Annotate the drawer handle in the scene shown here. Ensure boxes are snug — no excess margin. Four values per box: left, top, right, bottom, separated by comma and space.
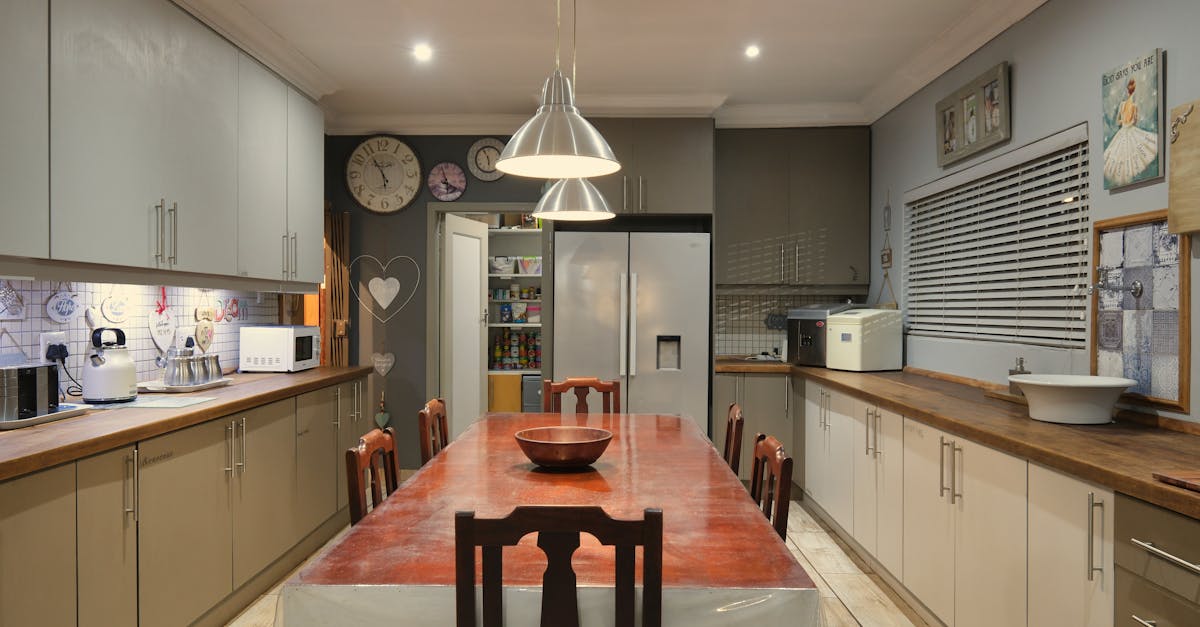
1130, 537, 1200, 576
1131, 615, 1157, 627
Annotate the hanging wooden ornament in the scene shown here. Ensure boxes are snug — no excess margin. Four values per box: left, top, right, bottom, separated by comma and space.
0, 281, 24, 321
46, 283, 80, 324
195, 319, 215, 353
101, 285, 129, 324
149, 286, 177, 351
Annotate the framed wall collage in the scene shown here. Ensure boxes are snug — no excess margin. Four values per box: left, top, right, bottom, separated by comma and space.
935, 62, 1011, 167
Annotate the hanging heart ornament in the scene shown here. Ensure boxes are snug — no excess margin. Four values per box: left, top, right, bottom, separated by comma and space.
348, 255, 421, 324
149, 287, 176, 351
372, 352, 395, 377
195, 320, 215, 352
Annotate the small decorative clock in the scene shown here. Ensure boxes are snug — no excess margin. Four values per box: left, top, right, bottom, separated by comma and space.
467, 137, 506, 182
345, 135, 421, 214
427, 162, 467, 201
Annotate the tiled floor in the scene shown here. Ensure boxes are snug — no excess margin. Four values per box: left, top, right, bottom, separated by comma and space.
226, 499, 926, 627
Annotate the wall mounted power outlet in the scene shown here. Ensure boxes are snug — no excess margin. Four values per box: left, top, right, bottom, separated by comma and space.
40, 331, 68, 362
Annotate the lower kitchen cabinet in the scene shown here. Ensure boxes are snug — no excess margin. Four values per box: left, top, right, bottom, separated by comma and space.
902, 418, 1027, 627
712, 372, 791, 481
296, 386, 339, 539
0, 463, 76, 627
804, 381, 853, 530
138, 417, 234, 627
77, 447, 138, 627
335, 379, 368, 510
1114, 493, 1200, 623
850, 399, 903, 578
1028, 463, 1114, 627
233, 399, 298, 587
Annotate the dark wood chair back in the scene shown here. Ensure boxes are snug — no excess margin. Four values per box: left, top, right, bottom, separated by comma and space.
418, 398, 449, 465
542, 377, 621, 414
724, 403, 745, 476
749, 433, 794, 539
344, 427, 402, 525
455, 505, 663, 627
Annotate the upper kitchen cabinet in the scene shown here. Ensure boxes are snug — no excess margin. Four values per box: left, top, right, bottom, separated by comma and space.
237, 53, 289, 280
789, 127, 870, 285
587, 118, 714, 214
52, 0, 238, 276
715, 127, 869, 285
287, 87, 326, 284
0, 0, 49, 259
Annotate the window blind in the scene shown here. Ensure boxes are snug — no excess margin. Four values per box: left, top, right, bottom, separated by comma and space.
904, 135, 1090, 348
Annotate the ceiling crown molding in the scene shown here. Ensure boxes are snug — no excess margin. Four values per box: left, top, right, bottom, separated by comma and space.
575, 93, 729, 117
173, 0, 340, 99
325, 113, 531, 136
714, 103, 869, 128
859, 0, 1048, 122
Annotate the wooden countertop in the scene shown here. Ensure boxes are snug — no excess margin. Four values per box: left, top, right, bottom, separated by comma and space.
714, 357, 793, 374
794, 367, 1200, 521
0, 366, 372, 482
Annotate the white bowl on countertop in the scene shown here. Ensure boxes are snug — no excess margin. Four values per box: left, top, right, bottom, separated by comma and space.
1007, 374, 1137, 425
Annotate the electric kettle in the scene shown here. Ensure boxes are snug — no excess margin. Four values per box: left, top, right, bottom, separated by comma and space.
81, 328, 137, 403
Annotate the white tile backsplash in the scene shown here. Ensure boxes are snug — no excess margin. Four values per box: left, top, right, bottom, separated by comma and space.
0, 280, 277, 388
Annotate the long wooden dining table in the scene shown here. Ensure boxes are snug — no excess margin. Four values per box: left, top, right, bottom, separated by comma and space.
279, 412, 818, 626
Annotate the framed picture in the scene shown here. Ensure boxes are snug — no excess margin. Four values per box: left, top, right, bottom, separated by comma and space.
1102, 49, 1164, 190
1168, 100, 1199, 232
936, 62, 1010, 167
1091, 209, 1189, 412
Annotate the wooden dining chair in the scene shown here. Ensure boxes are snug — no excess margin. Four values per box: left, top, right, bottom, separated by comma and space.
749, 433, 794, 539
455, 505, 662, 627
344, 427, 402, 525
542, 377, 621, 413
723, 403, 745, 476
418, 398, 449, 465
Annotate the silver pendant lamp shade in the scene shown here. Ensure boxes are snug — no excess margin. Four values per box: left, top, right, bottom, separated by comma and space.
496, 70, 619, 179
532, 178, 615, 221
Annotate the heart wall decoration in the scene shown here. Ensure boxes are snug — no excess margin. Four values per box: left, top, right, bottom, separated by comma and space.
349, 255, 421, 324
372, 352, 395, 377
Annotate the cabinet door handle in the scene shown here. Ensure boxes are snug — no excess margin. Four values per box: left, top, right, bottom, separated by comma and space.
225, 423, 235, 473
780, 245, 786, 284
622, 176, 628, 212
784, 376, 790, 419
155, 199, 165, 262
282, 234, 290, 278
290, 232, 298, 278
638, 176, 645, 212
794, 246, 799, 285
1131, 616, 1157, 627
1087, 492, 1105, 581
123, 451, 136, 518
873, 410, 882, 457
938, 436, 949, 498
864, 407, 872, 455
238, 417, 247, 472
168, 202, 178, 264
1130, 538, 1200, 575
950, 443, 963, 504
334, 387, 342, 427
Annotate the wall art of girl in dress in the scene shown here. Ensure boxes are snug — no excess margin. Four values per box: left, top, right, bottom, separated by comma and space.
1102, 50, 1163, 190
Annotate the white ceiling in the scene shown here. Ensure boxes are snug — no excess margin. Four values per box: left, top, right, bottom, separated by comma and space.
177, 0, 1047, 134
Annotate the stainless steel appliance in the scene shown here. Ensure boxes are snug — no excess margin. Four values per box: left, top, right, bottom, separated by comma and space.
81, 327, 137, 403
554, 230, 710, 430
239, 325, 320, 372
786, 303, 853, 366
0, 364, 60, 422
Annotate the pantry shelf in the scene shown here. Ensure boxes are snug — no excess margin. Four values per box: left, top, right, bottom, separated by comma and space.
487, 323, 542, 328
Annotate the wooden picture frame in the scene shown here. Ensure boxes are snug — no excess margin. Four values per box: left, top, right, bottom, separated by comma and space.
1091, 209, 1189, 412
936, 62, 1011, 167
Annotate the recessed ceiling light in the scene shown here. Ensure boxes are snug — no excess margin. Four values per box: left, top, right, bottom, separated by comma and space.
745, 45, 760, 59
413, 43, 433, 62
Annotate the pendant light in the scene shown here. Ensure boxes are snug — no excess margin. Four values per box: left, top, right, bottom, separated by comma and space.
496, 0, 619, 179
532, 178, 615, 221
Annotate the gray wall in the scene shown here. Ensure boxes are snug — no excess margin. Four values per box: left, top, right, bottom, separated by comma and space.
325, 135, 543, 466
870, 0, 1200, 423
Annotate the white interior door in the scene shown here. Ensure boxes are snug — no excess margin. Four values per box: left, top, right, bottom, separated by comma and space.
441, 214, 488, 438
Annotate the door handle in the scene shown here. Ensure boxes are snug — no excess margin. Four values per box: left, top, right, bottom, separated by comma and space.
1130, 538, 1200, 575
938, 436, 950, 498
621, 176, 628, 212
155, 199, 165, 263
225, 423, 235, 473
168, 202, 178, 264
784, 376, 790, 420
1087, 492, 1105, 581
290, 232, 298, 278
123, 451, 136, 519
638, 176, 645, 212
872, 410, 882, 457
282, 233, 290, 279
780, 244, 786, 284
629, 273, 638, 376
794, 245, 799, 285
950, 443, 963, 504
619, 273, 627, 376
1131, 617, 1157, 627
238, 417, 247, 472
864, 407, 872, 455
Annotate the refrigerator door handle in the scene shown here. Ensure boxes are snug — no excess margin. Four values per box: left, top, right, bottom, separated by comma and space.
629, 273, 638, 376
619, 273, 628, 377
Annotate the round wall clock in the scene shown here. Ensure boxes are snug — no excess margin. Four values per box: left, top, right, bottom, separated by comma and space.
427, 162, 467, 201
467, 137, 506, 182
345, 135, 421, 214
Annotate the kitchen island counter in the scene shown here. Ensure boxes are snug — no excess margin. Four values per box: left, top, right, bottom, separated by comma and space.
0, 366, 372, 482
794, 366, 1200, 521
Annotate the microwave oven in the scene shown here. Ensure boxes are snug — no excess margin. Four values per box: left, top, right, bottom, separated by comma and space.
239, 325, 320, 373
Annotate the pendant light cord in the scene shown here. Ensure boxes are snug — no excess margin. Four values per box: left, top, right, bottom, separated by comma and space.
554, 0, 561, 70
571, 0, 577, 86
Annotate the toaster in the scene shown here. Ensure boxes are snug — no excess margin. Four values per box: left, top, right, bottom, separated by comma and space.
0, 364, 60, 423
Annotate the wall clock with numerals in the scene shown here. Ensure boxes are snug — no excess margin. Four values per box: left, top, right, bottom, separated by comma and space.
467, 137, 505, 181
345, 135, 421, 214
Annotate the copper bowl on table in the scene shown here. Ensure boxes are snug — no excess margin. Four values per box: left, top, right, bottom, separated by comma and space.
514, 426, 613, 468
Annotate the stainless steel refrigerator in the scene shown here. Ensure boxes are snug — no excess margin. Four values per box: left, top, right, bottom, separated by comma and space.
553, 230, 711, 431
